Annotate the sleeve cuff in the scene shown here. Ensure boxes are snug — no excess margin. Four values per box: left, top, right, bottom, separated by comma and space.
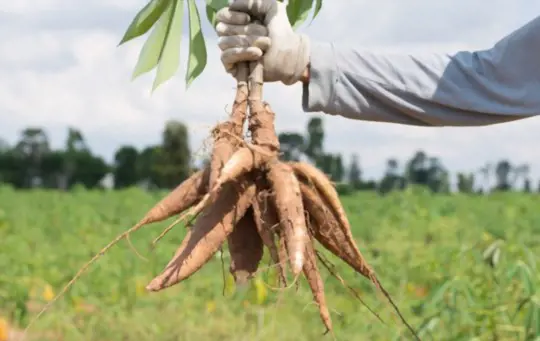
302, 41, 339, 114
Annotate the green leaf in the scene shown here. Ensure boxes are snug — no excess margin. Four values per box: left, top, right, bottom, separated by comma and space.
185, 0, 207, 88
205, 0, 228, 11
119, 0, 170, 45
152, 0, 185, 91
415, 316, 440, 339
455, 279, 476, 306
491, 247, 501, 267
311, 0, 322, 23
131, 1, 175, 80
519, 265, 535, 297
522, 245, 537, 272
205, 5, 217, 28
536, 303, 540, 338
482, 240, 499, 256
482, 239, 503, 268
287, 0, 313, 29
513, 297, 531, 320
425, 279, 454, 308
536, 305, 540, 338
508, 261, 535, 296
525, 303, 539, 337
533, 305, 540, 337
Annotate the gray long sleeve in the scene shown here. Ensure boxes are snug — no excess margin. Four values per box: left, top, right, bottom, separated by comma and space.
302, 15, 540, 127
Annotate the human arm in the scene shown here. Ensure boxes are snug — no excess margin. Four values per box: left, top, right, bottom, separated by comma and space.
302, 15, 540, 127
217, 1, 540, 127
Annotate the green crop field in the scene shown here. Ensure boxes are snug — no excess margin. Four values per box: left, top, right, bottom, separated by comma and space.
1, 185, 539, 340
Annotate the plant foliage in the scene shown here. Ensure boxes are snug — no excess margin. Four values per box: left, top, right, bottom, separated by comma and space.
119, 0, 323, 91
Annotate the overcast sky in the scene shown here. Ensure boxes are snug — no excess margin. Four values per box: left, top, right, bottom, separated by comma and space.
1, 1, 539, 187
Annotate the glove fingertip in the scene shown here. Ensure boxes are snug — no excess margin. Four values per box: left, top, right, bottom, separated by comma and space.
253, 36, 271, 52
215, 22, 227, 35
216, 8, 251, 25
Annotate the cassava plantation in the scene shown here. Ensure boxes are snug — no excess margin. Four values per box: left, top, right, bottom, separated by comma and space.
1, 186, 539, 340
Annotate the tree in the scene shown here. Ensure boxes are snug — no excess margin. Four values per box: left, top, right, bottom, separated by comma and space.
69, 151, 109, 189
14, 128, 50, 187
494, 160, 513, 191
406, 150, 429, 186
523, 178, 532, 193
477, 163, 492, 194
278, 132, 305, 161
114, 146, 140, 189
318, 153, 332, 177
334, 154, 344, 182
65, 127, 88, 153
404, 151, 450, 193
138, 145, 161, 189
457, 172, 475, 193
41, 150, 66, 189
426, 157, 450, 193
387, 159, 399, 176
61, 127, 91, 190
305, 116, 325, 165
317, 153, 343, 182
154, 120, 191, 189
378, 158, 405, 195
0, 150, 26, 187
347, 154, 362, 189
513, 163, 530, 190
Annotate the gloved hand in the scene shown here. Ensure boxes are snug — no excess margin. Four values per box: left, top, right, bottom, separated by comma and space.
216, 0, 311, 85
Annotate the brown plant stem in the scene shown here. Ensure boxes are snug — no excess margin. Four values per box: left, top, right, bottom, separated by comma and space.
231, 63, 249, 134
209, 63, 249, 188
248, 61, 279, 154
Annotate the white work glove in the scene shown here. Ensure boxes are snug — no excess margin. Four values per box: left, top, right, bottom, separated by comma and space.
215, 0, 311, 85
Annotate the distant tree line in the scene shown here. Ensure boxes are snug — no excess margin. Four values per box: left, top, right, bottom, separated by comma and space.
0, 117, 537, 195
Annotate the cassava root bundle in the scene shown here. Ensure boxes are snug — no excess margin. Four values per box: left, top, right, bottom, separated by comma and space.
142, 59, 418, 339
25, 54, 421, 341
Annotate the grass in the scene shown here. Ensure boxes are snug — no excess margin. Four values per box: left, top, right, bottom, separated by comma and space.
1, 185, 539, 340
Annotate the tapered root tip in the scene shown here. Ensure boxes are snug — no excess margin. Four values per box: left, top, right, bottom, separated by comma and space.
292, 255, 304, 275
145, 278, 164, 292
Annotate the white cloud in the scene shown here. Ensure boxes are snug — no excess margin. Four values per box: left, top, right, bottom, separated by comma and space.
1, 0, 539, 185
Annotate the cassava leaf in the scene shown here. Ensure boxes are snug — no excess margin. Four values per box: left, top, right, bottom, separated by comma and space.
525, 303, 540, 337
536, 305, 540, 338
491, 247, 501, 267
455, 279, 476, 306
519, 264, 535, 297
536, 304, 540, 338
416, 316, 440, 338
152, 0, 185, 91
482, 240, 502, 268
186, 0, 207, 88
425, 279, 454, 308
131, 1, 174, 80
287, 0, 313, 29
513, 297, 531, 320
205, 5, 218, 28
507, 261, 535, 296
205, 0, 228, 11
119, 0, 170, 45
311, 0, 322, 24
204, 0, 227, 29
124, 0, 325, 90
